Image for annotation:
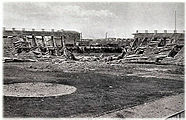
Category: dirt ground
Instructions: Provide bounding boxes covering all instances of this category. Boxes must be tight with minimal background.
[3,60,184,118]
[100,93,184,118]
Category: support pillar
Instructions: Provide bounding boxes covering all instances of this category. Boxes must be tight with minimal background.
[32,34,37,47]
[51,35,57,55]
[51,36,56,47]
[61,35,65,47]
[61,36,63,47]
[42,36,46,47]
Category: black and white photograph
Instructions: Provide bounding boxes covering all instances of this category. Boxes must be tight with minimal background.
[2,1,185,119]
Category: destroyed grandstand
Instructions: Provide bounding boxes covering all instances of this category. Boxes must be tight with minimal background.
[3,28,184,65]
[123,30,184,65]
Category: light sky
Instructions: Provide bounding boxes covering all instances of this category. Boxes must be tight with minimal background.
[3,2,185,38]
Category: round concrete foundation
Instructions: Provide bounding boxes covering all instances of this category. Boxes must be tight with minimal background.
[3,82,77,97]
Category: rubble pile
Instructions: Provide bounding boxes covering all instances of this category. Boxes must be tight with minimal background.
[3,37,20,57]
[119,32,184,65]
[161,47,184,65]
[63,47,77,60]
[16,51,37,60]
[3,32,184,66]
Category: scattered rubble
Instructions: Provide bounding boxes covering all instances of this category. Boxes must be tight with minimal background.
[63,47,78,60]
[3,31,184,66]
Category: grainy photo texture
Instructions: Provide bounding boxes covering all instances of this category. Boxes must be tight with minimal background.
[3,2,185,119]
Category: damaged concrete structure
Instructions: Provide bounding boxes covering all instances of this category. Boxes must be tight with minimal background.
[3,27,184,65]
[125,30,184,65]
[3,27,80,57]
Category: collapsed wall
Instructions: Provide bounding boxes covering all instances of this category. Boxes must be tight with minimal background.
[126,30,184,65]
[3,28,80,60]
[161,47,184,65]
[3,28,184,65]
[3,36,23,57]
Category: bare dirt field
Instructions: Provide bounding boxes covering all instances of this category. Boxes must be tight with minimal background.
[100,93,184,118]
[3,61,184,118]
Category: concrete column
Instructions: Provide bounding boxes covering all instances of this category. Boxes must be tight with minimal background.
[51,29,54,32]
[61,35,66,47]
[42,36,46,47]
[145,30,148,33]
[51,36,56,47]
[154,30,157,33]
[32,34,37,47]
[51,35,57,56]
[51,36,54,47]
[164,30,167,33]
[174,30,177,33]
[61,36,63,47]
[32,29,35,31]
[22,28,25,31]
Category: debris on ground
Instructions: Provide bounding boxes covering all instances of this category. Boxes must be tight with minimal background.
[63,47,78,60]
[3,33,184,66]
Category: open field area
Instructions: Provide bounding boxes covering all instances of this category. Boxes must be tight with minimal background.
[3,2,185,118]
[3,61,184,118]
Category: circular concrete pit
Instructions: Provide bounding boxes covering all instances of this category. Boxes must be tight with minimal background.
[3,82,77,97]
